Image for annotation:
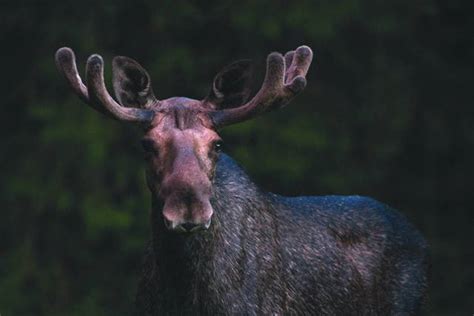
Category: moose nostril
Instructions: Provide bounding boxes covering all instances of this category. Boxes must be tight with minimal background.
[180,222,200,232]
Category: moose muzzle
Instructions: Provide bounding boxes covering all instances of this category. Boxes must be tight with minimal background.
[160,165,214,233]
[162,193,213,232]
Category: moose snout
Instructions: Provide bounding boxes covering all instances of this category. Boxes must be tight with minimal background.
[162,193,213,233]
[159,157,214,232]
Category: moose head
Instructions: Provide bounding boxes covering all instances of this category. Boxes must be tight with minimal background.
[55,46,313,233]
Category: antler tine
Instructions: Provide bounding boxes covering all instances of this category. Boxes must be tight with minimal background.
[284,50,295,82]
[55,47,155,123]
[286,46,312,83]
[55,47,89,103]
[85,55,155,122]
[210,45,313,127]
[55,47,111,117]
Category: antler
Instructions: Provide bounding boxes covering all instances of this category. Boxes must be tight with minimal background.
[210,45,313,127]
[55,47,155,123]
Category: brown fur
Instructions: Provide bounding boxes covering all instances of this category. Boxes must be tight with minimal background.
[143,98,221,228]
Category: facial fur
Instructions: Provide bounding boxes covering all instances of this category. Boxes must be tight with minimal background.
[142,98,222,230]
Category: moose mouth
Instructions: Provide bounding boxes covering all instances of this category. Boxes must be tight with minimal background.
[163,218,212,233]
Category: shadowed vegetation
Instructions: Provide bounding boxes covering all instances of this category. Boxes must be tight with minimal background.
[0,1,472,315]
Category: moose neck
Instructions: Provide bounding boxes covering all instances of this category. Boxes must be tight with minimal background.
[147,153,279,312]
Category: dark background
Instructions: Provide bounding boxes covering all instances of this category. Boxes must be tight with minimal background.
[1,1,472,315]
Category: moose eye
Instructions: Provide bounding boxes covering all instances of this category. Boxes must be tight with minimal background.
[213,140,223,153]
[141,138,158,155]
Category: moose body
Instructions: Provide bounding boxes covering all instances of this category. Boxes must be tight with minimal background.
[136,154,429,315]
[55,45,429,315]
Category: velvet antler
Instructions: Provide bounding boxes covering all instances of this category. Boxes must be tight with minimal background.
[209,45,313,127]
[55,47,155,123]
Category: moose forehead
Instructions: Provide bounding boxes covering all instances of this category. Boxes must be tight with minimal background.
[147,97,218,141]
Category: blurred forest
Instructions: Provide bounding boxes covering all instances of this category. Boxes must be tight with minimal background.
[1,1,472,315]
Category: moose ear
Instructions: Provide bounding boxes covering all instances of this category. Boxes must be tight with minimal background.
[112,56,157,108]
[206,60,253,109]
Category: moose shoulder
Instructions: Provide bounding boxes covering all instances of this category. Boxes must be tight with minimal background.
[56,46,429,315]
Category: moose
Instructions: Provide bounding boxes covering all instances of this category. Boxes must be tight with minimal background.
[55,45,429,315]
